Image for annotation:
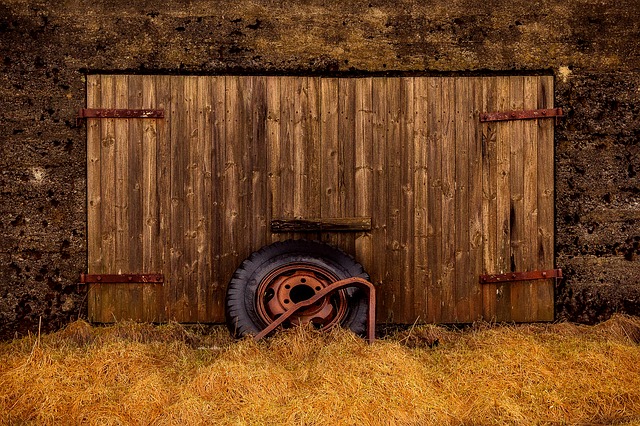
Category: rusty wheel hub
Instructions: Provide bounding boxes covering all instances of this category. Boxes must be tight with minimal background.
[256,263,349,330]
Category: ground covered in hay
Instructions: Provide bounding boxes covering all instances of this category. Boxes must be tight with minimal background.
[1,316,640,425]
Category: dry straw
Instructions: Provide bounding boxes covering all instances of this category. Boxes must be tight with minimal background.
[1,315,640,425]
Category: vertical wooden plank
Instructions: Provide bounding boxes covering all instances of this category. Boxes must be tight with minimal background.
[87,75,102,322]
[481,77,498,321]
[413,77,429,321]
[126,75,144,321]
[522,76,539,321]
[282,76,321,242]
[266,77,282,244]
[156,75,171,323]
[508,76,527,322]
[370,77,389,320]
[384,77,403,321]
[399,77,415,323]
[468,77,484,321]
[113,75,130,320]
[537,75,555,320]
[250,76,269,255]
[440,77,456,323]
[185,76,200,322]
[292,77,305,222]
[98,75,117,322]
[454,77,471,323]
[210,76,226,320]
[355,78,374,275]
[337,78,357,255]
[222,76,243,308]
[495,76,512,321]
[320,78,340,247]
[141,75,161,322]
[426,77,443,323]
[306,77,322,240]
[169,76,186,321]
[196,76,212,322]
[238,77,253,271]
[279,77,295,236]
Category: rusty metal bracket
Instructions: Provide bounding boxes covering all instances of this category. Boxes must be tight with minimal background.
[480,108,563,123]
[77,108,164,125]
[480,269,562,284]
[79,273,164,284]
[253,277,376,344]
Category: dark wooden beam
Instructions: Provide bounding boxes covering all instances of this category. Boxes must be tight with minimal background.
[270,217,372,232]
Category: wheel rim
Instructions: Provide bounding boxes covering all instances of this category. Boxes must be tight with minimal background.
[256,262,349,330]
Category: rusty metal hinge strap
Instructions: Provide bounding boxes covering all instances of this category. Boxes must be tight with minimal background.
[480,269,562,284]
[480,108,563,122]
[79,273,164,284]
[77,108,164,125]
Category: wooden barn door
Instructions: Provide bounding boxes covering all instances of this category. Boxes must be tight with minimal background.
[86,75,270,323]
[478,76,556,322]
[86,75,166,322]
[86,75,555,324]
[263,76,556,323]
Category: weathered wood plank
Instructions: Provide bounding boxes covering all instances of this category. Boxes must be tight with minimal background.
[238,76,253,281]
[495,76,512,321]
[354,78,374,275]
[250,76,269,257]
[280,77,295,231]
[141,75,161,322]
[371,77,388,319]
[481,77,498,321]
[113,75,131,320]
[292,77,306,222]
[184,76,200,322]
[222,76,244,309]
[168,76,186,320]
[522,75,539,321]
[426,77,443,323]
[413,77,429,321]
[320,78,340,248]
[306,77,322,242]
[210,76,226,319]
[440,77,456,323]
[266,77,282,244]
[384,77,403,321]
[87,75,102,322]
[399,77,415,323]
[508,76,526,322]
[156,75,171,323]
[468,77,484,320]
[454,77,470,322]
[126,75,144,321]
[195,76,211,322]
[271,217,372,232]
[337,78,357,255]
[537,75,555,321]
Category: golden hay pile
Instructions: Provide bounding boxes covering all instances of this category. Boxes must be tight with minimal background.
[1,316,640,425]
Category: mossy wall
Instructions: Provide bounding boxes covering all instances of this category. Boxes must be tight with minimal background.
[1,0,639,338]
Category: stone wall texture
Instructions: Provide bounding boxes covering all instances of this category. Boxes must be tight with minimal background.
[1,0,639,338]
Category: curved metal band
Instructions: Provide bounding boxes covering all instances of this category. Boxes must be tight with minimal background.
[253,277,376,344]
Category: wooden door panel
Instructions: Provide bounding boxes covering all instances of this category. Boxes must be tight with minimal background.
[87,75,556,324]
[480,76,555,322]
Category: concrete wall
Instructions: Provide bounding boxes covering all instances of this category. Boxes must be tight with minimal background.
[1,0,639,338]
